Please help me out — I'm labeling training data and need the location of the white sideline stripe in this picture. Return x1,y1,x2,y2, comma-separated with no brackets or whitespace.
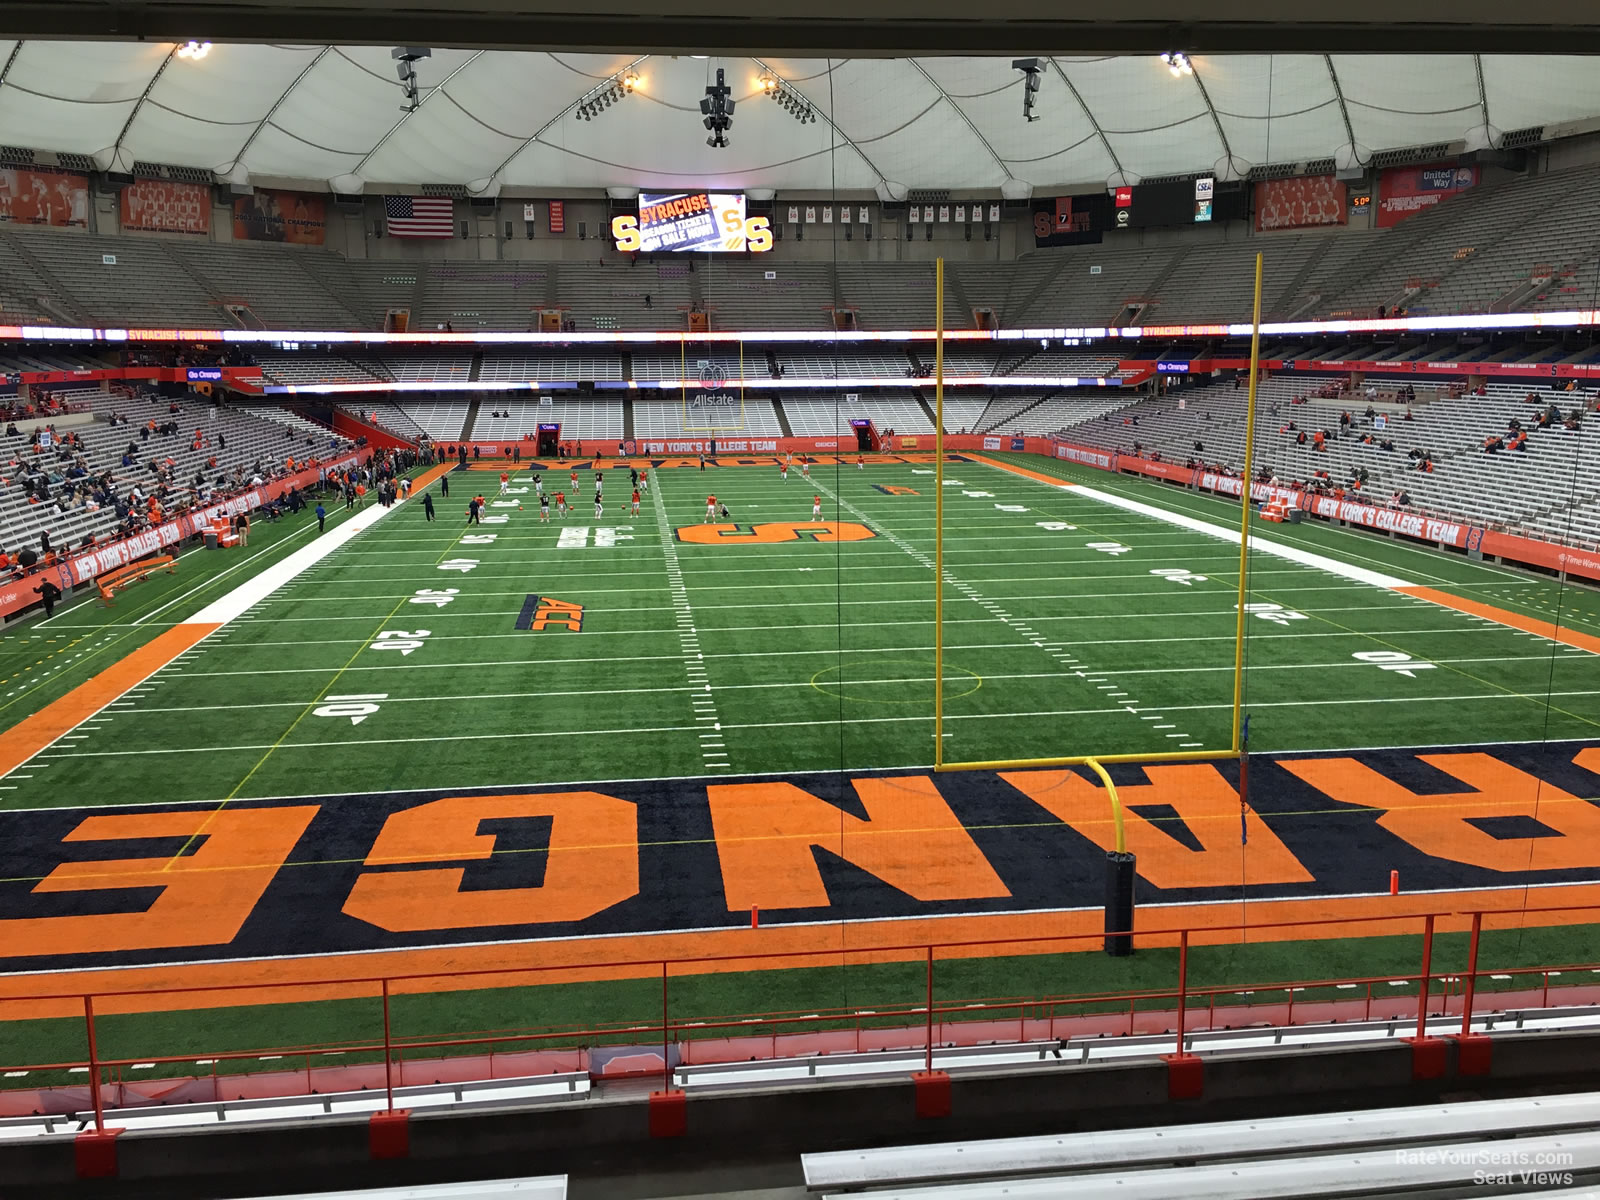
1067,482,1416,590
187,496,415,626
36,687,1600,761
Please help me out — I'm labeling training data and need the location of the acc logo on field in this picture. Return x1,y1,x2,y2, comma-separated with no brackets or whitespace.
675,522,876,544
516,594,585,631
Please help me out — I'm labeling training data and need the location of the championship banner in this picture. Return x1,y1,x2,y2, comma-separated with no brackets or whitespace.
548,200,565,234
120,179,210,235
0,167,89,228
232,189,326,245
1255,175,1347,232
1376,163,1476,229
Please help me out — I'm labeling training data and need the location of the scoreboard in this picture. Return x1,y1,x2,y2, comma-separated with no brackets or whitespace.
1114,178,1244,229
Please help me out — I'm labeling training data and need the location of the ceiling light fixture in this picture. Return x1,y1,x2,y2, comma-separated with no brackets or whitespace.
1160,51,1193,77
176,40,212,60
575,67,642,124
763,75,815,125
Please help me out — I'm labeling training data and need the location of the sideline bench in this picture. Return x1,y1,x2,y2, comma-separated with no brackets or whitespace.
96,555,176,606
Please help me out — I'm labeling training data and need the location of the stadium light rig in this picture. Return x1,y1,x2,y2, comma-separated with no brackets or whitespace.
1160,51,1193,77
759,73,815,124
176,40,212,60
701,66,734,148
392,47,432,113
1012,58,1042,122
575,69,642,122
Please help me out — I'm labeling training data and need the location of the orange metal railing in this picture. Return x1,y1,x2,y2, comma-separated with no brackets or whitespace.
6,901,1600,1128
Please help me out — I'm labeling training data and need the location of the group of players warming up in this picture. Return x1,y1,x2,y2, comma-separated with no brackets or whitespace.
468,451,867,527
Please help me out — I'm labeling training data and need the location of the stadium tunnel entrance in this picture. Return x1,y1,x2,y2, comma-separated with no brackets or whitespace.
537,422,561,457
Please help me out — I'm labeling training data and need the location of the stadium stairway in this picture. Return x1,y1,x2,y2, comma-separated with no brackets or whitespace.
460,396,483,441
1000,256,1067,327
944,264,977,328
1133,245,1192,323
772,397,795,437
157,241,230,321
622,396,634,441
0,231,91,326
1274,238,1336,318
468,350,484,383
622,349,634,381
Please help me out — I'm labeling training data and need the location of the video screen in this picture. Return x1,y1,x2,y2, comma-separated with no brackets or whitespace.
637,191,749,252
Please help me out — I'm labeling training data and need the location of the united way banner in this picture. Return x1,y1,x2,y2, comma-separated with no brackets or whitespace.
120,179,211,235
232,190,326,245
1255,175,1347,232
1376,163,1476,229
0,168,89,228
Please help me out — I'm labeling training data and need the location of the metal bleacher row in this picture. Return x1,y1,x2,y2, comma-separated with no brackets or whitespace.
1,162,1598,335
2,387,352,557
1057,374,1600,539
800,1092,1600,1198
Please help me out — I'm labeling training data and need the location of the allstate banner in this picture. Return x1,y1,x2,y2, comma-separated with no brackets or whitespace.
1376,163,1476,228
682,346,745,431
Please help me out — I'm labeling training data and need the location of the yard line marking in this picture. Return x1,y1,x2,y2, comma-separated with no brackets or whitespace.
652,478,728,770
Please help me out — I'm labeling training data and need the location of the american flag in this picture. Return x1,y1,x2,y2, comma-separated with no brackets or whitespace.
384,195,454,238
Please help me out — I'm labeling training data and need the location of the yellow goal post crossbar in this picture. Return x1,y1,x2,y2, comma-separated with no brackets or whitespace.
930,254,1268,826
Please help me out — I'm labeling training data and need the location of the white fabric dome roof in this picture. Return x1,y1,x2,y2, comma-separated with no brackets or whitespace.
0,44,1593,194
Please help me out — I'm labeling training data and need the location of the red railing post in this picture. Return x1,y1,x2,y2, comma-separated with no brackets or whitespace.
661,962,671,1094
1174,930,1189,1055
381,979,395,1112
1460,912,1483,1036
924,946,935,1073
1414,914,1436,1039
83,995,106,1133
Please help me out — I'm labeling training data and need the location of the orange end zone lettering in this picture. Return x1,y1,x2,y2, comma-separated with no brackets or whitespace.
344,792,639,930
1282,752,1600,872
874,485,920,496
1001,766,1313,888
675,521,876,544
2,807,318,958
707,777,1010,910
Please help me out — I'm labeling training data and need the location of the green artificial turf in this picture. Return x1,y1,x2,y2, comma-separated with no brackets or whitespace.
2,455,1595,808
2,453,1598,1090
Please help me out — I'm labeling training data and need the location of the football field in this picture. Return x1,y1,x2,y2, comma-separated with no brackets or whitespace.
2,450,1600,1088
2,451,1597,810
